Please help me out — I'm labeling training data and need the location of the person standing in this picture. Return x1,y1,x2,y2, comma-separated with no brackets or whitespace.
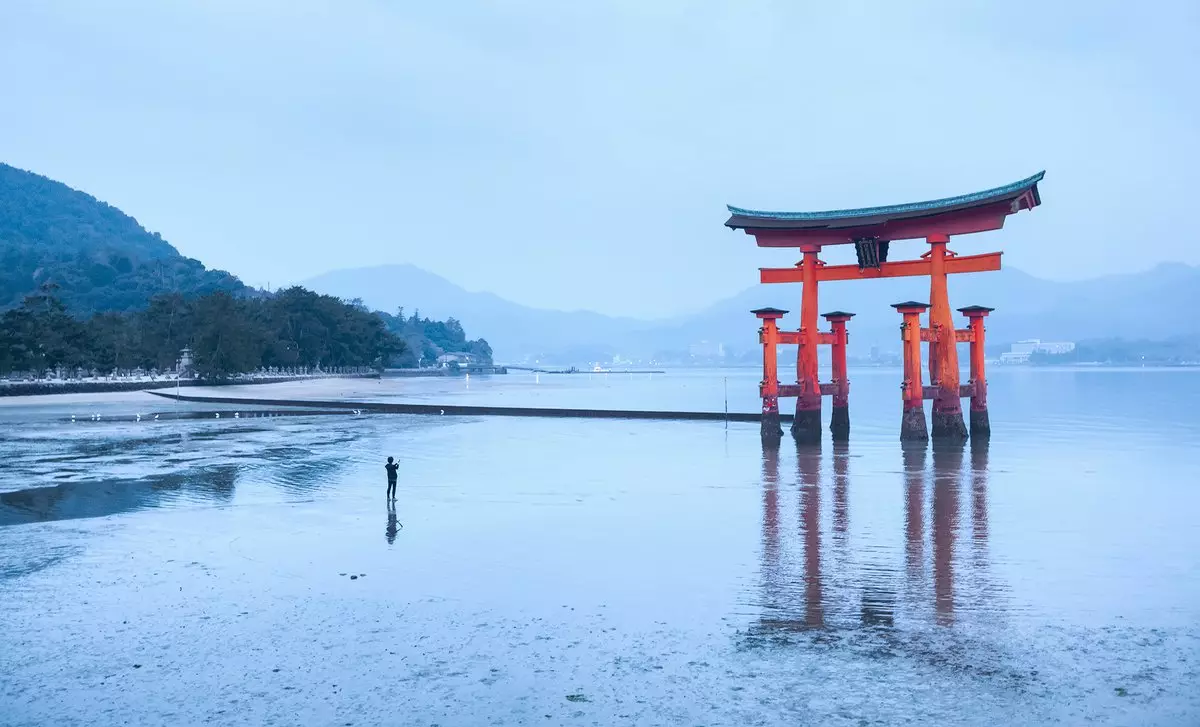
385,456,399,500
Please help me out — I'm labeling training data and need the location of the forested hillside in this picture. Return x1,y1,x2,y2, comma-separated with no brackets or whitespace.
0,163,493,374
0,163,245,313
377,308,492,368
0,285,403,380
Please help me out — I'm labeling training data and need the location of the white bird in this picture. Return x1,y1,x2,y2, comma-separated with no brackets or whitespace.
154,414,160,420
440,409,445,415
234,412,240,418
215,412,220,419
70,415,76,422
136,414,142,421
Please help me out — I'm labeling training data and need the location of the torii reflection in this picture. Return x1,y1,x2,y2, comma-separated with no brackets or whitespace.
756,438,992,632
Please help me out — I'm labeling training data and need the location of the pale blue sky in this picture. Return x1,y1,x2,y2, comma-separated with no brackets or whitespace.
2,1,1197,317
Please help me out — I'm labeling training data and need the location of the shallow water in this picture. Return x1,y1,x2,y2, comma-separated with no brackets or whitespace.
1,368,1199,725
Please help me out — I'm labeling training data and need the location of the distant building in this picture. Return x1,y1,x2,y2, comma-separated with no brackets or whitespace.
999,339,1075,364
436,352,478,368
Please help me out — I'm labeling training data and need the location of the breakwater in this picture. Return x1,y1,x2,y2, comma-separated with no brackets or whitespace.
149,390,783,423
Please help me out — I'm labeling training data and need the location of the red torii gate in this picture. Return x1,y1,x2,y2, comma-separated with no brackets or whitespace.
729,172,1044,445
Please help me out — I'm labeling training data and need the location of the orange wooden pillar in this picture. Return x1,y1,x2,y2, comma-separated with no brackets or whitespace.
926,236,968,441
753,307,787,445
793,247,823,443
959,305,993,439
893,301,929,441
822,311,854,441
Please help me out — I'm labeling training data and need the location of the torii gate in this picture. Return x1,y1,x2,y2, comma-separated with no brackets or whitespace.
728,172,1044,445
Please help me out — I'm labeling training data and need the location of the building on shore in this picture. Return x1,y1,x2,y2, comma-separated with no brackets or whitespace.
999,339,1075,364
436,352,481,368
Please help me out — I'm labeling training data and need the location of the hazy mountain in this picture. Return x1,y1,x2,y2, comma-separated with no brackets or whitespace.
302,264,656,361
0,163,246,314
679,262,1200,354
306,261,1200,361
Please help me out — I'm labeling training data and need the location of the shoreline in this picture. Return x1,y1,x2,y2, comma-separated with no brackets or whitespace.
0,373,378,398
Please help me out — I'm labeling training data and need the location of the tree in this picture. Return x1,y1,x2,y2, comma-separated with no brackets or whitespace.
190,292,263,380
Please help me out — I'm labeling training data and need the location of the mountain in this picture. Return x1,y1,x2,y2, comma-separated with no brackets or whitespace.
301,264,655,361
676,262,1200,354
0,163,245,314
306,261,1200,362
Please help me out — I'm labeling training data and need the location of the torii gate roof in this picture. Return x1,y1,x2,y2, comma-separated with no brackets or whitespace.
726,171,1043,245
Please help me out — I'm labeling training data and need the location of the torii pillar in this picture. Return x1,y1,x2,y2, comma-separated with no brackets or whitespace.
958,305,994,439
753,307,787,446
792,247,823,444
823,311,854,441
926,235,968,442
893,301,929,442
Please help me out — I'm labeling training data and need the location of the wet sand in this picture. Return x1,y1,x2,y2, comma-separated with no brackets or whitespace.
2,370,1199,725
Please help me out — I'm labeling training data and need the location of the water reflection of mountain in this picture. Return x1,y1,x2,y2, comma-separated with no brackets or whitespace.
754,439,995,634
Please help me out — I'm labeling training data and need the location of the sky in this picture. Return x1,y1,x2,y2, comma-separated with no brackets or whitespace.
2,1,1198,318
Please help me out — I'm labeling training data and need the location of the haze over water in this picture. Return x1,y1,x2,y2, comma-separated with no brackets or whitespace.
2,368,1199,725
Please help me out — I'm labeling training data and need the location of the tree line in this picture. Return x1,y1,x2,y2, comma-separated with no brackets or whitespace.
377,308,492,368
0,284,404,380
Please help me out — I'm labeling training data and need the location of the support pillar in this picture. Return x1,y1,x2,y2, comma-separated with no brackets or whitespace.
793,247,822,443
959,305,994,440
823,311,854,441
926,236,968,441
893,302,929,441
753,307,787,446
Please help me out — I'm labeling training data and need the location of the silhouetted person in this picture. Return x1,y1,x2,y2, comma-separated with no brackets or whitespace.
385,456,399,499
386,500,399,544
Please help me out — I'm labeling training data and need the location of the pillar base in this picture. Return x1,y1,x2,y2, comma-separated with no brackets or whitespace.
931,409,969,442
830,406,850,441
761,411,783,446
969,408,990,440
900,407,928,442
791,409,822,444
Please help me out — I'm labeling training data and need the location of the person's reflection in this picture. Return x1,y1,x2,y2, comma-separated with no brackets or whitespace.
386,501,400,545
797,442,824,629
931,441,964,626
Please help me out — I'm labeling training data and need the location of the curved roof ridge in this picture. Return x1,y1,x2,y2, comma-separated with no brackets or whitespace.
727,171,1044,221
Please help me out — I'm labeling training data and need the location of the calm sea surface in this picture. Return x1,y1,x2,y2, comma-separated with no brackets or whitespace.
1,367,1199,725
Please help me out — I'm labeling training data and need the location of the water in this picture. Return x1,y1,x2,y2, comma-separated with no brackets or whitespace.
1,368,1199,725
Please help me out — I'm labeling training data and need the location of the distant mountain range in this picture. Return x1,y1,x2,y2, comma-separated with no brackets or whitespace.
302,265,659,361
305,261,1200,362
